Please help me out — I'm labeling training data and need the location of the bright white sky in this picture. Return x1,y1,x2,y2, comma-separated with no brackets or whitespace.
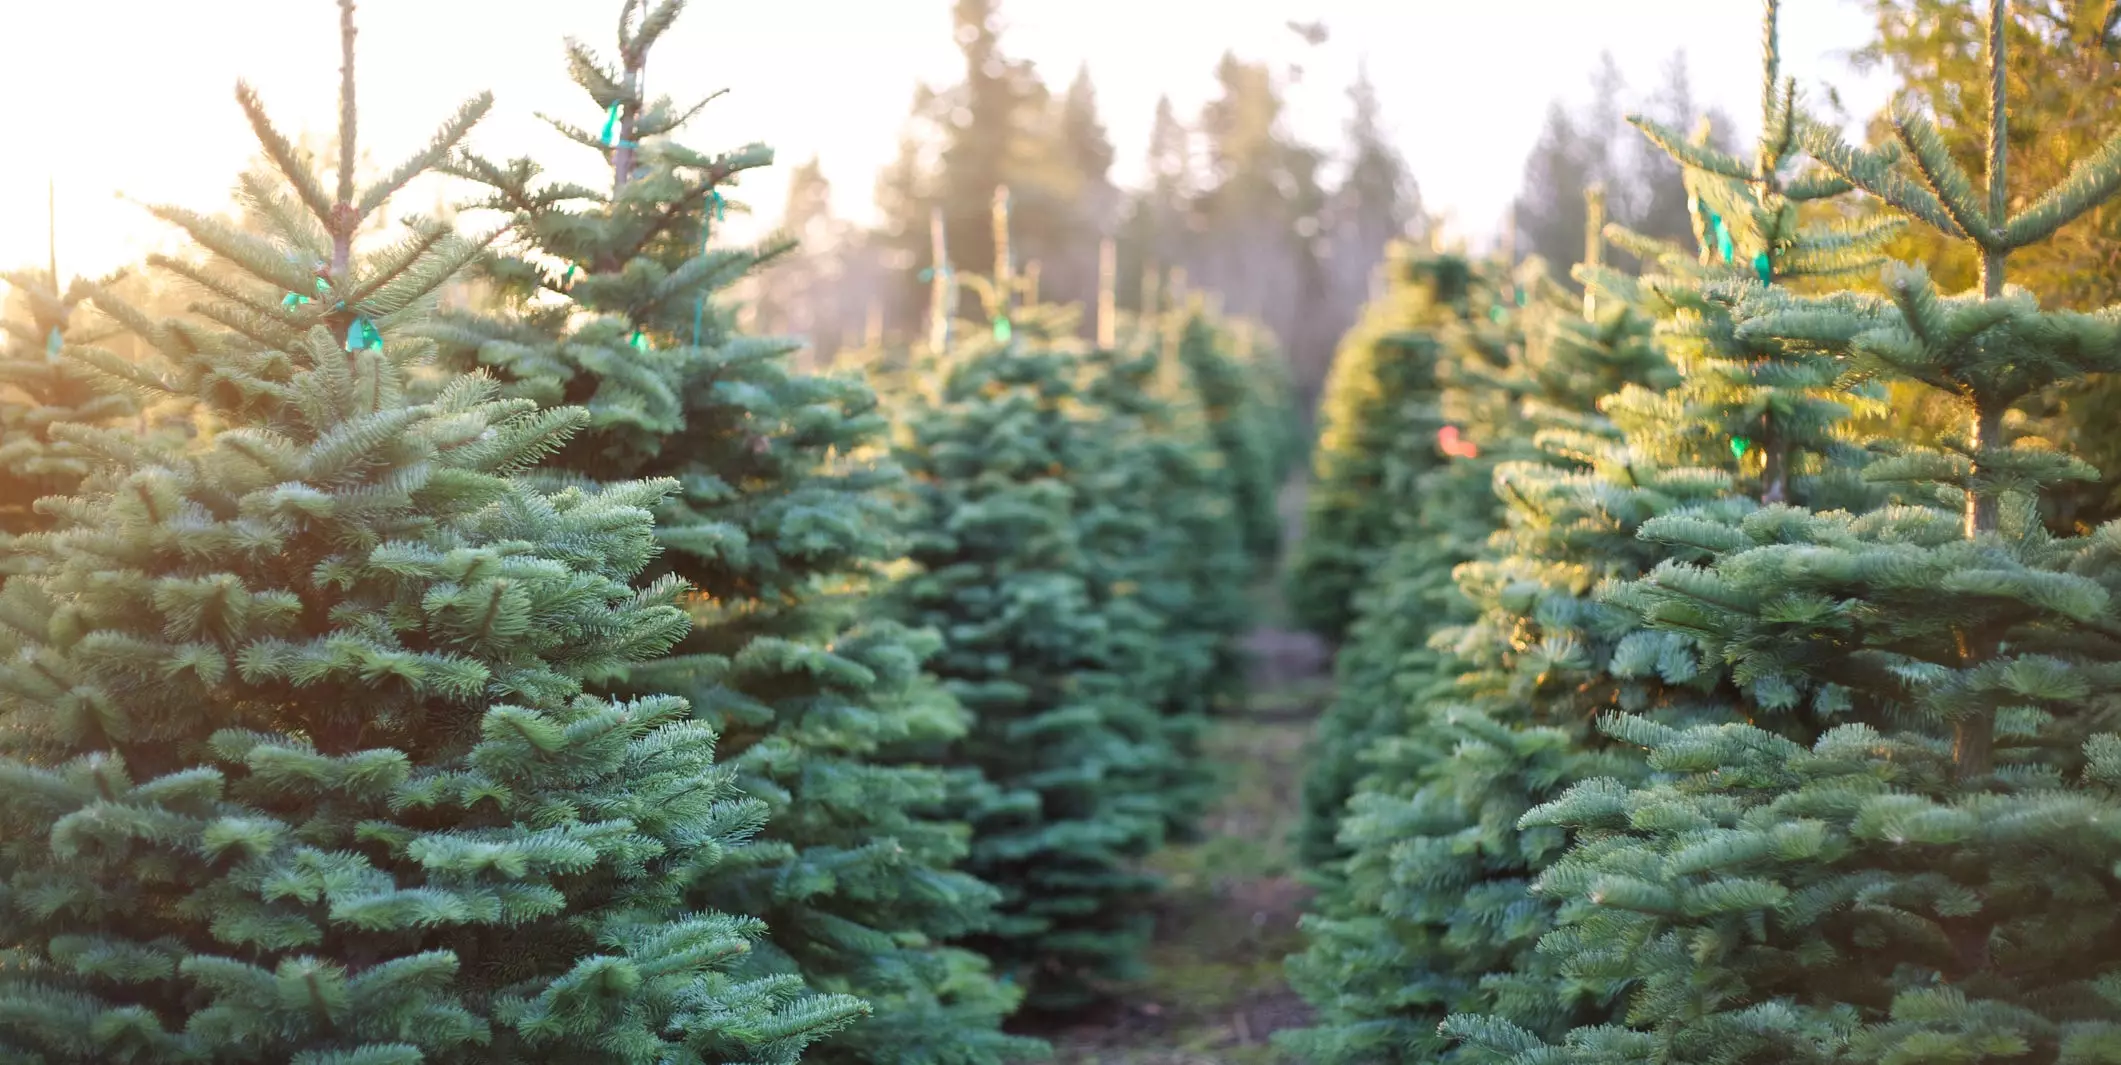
0,1,1893,283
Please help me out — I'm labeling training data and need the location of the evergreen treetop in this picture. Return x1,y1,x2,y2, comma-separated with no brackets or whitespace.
1855,0,2121,532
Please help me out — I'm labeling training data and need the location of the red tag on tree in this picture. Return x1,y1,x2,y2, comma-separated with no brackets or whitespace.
1438,425,1479,459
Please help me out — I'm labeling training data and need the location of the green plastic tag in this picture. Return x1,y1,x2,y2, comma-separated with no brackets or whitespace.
601,102,620,145
1753,251,1772,283
1730,435,1750,458
45,327,62,358
345,317,383,352
993,317,1013,343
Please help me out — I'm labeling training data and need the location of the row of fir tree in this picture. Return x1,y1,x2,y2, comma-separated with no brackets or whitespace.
0,1,1300,1061
1284,1,2121,1063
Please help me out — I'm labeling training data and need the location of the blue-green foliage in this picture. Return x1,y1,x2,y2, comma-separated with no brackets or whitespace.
1171,307,1299,568
1287,248,1477,642
1293,251,1522,871
0,37,864,1057
1079,314,1264,837
1284,260,1697,1065
882,305,1173,1011
1457,276,2121,1065
1447,10,2121,1065
879,289,1284,1012
419,7,1034,1062
0,270,138,565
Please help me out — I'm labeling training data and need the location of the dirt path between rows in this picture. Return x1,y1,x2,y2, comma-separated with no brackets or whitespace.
1036,624,1331,1064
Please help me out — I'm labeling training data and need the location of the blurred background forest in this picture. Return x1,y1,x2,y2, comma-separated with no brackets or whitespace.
744,0,1747,416
1,0,1896,424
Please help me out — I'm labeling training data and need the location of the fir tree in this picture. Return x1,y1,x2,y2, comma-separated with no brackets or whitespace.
1113,96,1195,321
1191,52,1332,382
1169,304,1295,579
1290,245,1511,866
1856,0,2121,531
1288,245,1476,641
884,306,1170,1013
0,267,138,558
1293,44,1902,1050
879,199,1208,1011
1079,298,1262,838
0,5,865,1060
421,5,1035,1062
1284,238,1692,1065
1322,62,1420,369
1451,3,2121,1062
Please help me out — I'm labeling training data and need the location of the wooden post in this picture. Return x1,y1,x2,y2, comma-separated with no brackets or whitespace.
928,207,952,351
1097,237,1117,347
992,185,1014,324
47,176,58,289
1583,183,1607,318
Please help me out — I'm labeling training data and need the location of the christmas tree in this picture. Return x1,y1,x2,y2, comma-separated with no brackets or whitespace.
1292,246,1522,870
1283,233,1688,1065
1287,245,1477,642
1292,47,1905,1051
1074,315,1245,839
1858,0,2121,534
1450,2,2121,1061
0,4,868,1060
0,263,138,560
1094,287,1299,837
1168,303,1298,569
419,5,1035,1062
879,197,1189,1012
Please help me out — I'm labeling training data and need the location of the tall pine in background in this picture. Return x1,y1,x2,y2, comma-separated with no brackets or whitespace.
1453,2,2121,1061
0,4,866,1059
422,4,1034,1062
